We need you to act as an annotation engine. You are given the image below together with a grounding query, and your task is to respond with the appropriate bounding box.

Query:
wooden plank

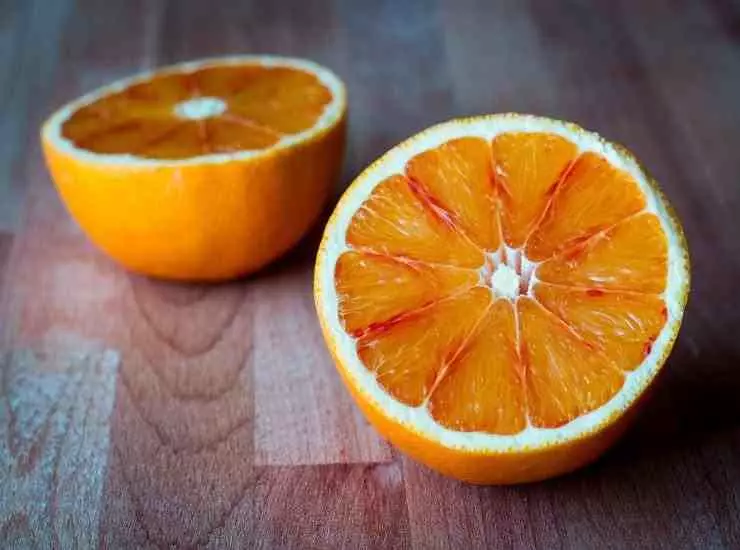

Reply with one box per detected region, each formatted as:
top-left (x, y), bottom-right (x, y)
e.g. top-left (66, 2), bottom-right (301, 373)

top-left (0, 120), bottom-right (125, 543)
top-left (252, 260), bottom-right (392, 465)
top-left (71, 0), bottom-right (165, 86)
top-left (439, 0), bottom-right (560, 117)
top-left (404, 435), bottom-right (740, 550)
top-left (334, 0), bottom-right (456, 171)
top-left (403, 458), bottom-right (544, 549)
top-left (99, 305), bottom-right (256, 548)
top-left (0, 0), bottom-right (74, 231)
top-left (0, 346), bottom-right (119, 547)
top-left (159, 0), bottom-right (344, 62)
top-left (248, 462), bottom-right (410, 549)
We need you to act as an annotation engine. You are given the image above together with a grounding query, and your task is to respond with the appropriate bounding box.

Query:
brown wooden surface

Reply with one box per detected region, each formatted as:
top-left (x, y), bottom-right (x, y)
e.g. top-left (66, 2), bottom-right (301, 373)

top-left (1, 0), bottom-right (739, 548)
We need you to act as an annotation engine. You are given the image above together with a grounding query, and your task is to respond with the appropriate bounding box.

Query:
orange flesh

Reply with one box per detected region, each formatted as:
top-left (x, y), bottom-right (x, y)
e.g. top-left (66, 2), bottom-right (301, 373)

top-left (61, 65), bottom-right (331, 159)
top-left (492, 133), bottom-right (578, 248)
top-left (406, 137), bottom-right (500, 251)
top-left (335, 132), bottom-right (669, 433)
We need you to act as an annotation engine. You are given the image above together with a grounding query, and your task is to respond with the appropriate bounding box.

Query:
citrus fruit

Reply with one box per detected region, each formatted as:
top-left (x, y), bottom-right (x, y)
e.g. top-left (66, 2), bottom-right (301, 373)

top-left (314, 114), bottom-right (689, 484)
top-left (41, 56), bottom-right (346, 280)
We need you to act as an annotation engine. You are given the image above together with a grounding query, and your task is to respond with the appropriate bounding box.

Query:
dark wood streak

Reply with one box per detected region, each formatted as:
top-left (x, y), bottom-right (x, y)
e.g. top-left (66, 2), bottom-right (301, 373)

top-left (100, 374), bottom-right (255, 547)
top-left (124, 344), bottom-right (251, 403)
top-left (0, 512), bottom-right (32, 545)
top-left (118, 280), bottom-right (256, 441)
top-left (126, 282), bottom-right (252, 401)
top-left (106, 446), bottom-right (161, 549)
top-left (129, 277), bottom-right (246, 357)
top-left (108, 441), bottom-right (257, 549)
top-left (0, 234), bottom-right (13, 296)
top-left (118, 368), bottom-right (252, 454)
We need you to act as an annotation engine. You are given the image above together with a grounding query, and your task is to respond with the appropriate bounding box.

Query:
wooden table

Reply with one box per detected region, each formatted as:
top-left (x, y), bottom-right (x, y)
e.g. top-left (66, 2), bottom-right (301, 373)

top-left (1, 0), bottom-right (739, 547)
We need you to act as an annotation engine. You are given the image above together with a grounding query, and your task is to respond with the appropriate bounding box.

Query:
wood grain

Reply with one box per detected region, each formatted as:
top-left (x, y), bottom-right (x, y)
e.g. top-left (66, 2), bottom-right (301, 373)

top-left (0, 346), bottom-right (118, 547)
top-left (0, 0), bottom-right (74, 232)
top-left (1, 0), bottom-right (740, 548)
top-left (250, 462), bottom-right (409, 549)
top-left (251, 261), bottom-right (392, 466)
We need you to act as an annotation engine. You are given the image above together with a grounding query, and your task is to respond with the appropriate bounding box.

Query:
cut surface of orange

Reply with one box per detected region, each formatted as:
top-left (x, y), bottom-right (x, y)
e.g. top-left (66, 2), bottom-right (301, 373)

top-left (42, 56), bottom-right (346, 280)
top-left (315, 114), bottom-right (689, 484)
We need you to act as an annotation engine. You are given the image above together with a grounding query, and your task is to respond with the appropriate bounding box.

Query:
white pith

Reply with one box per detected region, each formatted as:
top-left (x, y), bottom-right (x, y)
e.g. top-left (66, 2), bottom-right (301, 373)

top-left (174, 96), bottom-right (227, 120)
top-left (316, 114), bottom-right (689, 453)
top-left (41, 55), bottom-right (346, 166)
top-left (484, 246), bottom-right (537, 299)
top-left (491, 264), bottom-right (520, 299)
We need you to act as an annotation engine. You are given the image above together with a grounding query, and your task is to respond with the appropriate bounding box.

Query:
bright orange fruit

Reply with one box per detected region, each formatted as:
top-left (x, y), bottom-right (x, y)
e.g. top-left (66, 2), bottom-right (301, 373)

top-left (42, 56), bottom-right (346, 280)
top-left (315, 114), bottom-right (689, 484)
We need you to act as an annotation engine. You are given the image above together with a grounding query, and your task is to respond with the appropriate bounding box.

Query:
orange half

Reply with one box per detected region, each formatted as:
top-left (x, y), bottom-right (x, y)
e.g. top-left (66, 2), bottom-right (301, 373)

top-left (315, 114), bottom-right (689, 484)
top-left (42, 56), bottom-right (346, 280)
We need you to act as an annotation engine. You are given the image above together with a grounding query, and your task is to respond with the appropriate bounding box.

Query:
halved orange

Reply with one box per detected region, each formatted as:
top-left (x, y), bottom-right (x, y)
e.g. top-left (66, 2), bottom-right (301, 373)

top-left (315, 114), bottom-right (689, 484)
top-left (42, 56), bottom-right (346, 280)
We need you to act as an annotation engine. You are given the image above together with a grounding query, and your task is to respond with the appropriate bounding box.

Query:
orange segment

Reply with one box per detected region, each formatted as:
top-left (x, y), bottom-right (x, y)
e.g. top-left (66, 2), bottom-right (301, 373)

top-left (518, 297), bottom-right (625, 428)
top-left (537, 213), bottom-right (668, 293)
top-left (123, 72), bottom-right (193, 103)
top-left (61, 103), bottom-right (173, 146)
top-left (526, 153), bottom-right (646, 261)
top-left (72, 119), bottom-right (183, 156)
top-left (228, 67), bottom-right (332, 133)
top-left (346, 175), bottom-right (484, 267)
top-left (406, 137), bottom-right (500, 251)
top-left (429, 299), bottom-right (526, 434)
top-left (492, 133), bottom-right (578, 248)
top-left (65, 75), bottom-right (189, 137)
top-left (534, 284), bottom-right (667, 372)
top-left (357, 288), bottom-right (491, 407)
top-left (133, 122), bottom-right (206, 158)
top-left (61, 64), bottom-right (331, 159)
top-left (192, 66), bottom-right (263, 97)
top-left (204, 116), bottom-right (280, 153)
top-left (336, 250), bottom-right (478, 335)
